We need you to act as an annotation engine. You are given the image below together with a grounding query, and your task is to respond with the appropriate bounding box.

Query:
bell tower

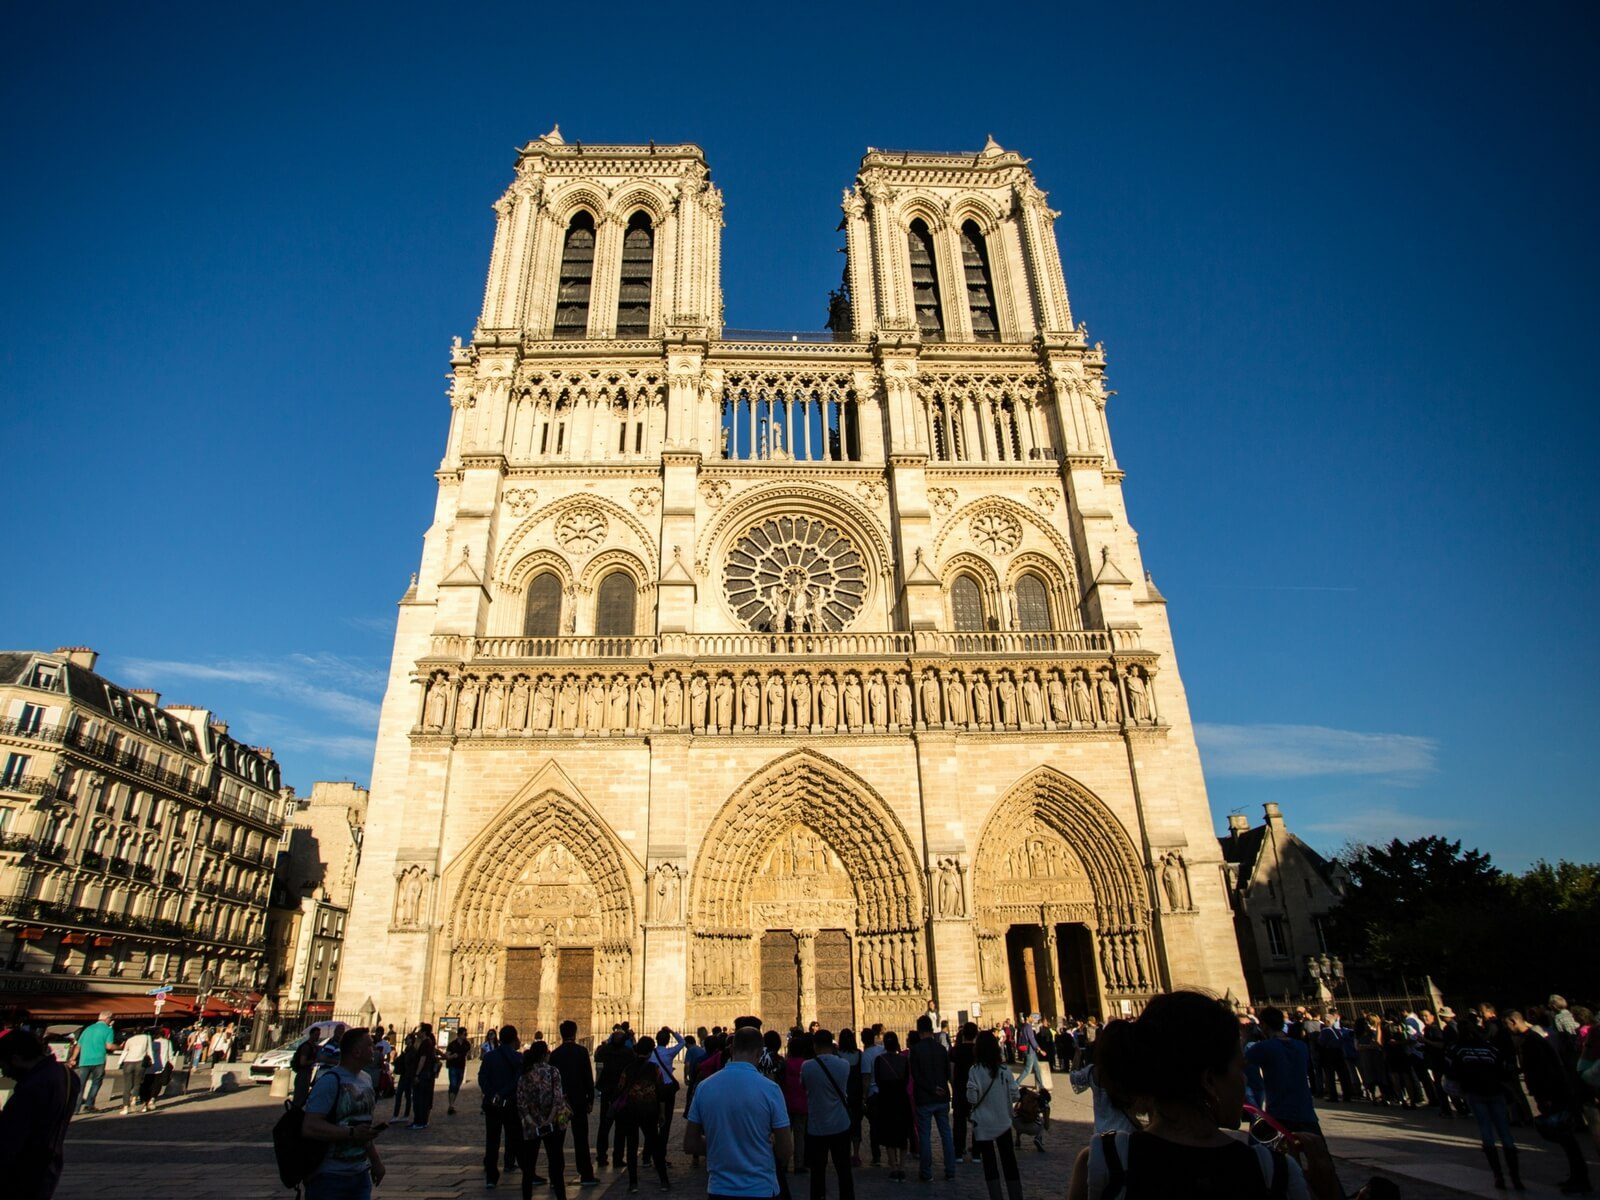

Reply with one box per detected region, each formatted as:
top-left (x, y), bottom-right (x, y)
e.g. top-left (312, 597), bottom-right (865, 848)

top-left (840, 136), bottom-right (1073, 343)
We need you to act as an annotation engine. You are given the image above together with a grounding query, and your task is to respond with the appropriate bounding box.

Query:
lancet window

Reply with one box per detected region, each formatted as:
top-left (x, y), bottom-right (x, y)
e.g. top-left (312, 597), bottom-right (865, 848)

top-left (960, 222), bottom-right (999, 341)
top-left (950, 576), bottom-right (986, 632)
top-left (553, 212), bottom-right (596, 337)
top-left (524, 572), bottom-right (563, 637)
top-left (615, 212), bottom-right (654, 336)
top-left (720, 372), bottom-right (860, 462)
top-left (594, 572), bottom-right (637, 637)
top-left (1014, 573), bottom-right (1052, 631)
top-left (922, 376), bottom-right (1049, 464)
top-left (907, 220), bottom-right (945, 339)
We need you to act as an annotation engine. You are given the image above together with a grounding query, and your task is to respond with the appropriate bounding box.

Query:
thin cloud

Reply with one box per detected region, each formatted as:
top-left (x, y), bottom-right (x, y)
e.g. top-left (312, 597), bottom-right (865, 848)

top-left (119, 653), bottom-right (383, 729)
top-left (234, 711), bottom-right (376, 764)
top-left (1301, 805), bottom-right (1467, 844)
top-left (1196, 723), bottom-right (1438, 780)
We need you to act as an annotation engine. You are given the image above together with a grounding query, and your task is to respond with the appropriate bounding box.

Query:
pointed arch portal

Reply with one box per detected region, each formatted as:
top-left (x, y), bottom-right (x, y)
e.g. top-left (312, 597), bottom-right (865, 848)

top-left (688, 750), bottom-right (926, 1030)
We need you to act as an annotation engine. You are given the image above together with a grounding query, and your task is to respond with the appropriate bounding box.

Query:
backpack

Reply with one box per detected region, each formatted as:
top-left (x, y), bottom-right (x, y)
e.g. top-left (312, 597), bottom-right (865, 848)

top-left (1013, 1087), bottom-right (1043, 1130)
top-left (272, 1099), bottom-right (327, 1190)
top-left (622, 1065), bottom-right (658, 1119)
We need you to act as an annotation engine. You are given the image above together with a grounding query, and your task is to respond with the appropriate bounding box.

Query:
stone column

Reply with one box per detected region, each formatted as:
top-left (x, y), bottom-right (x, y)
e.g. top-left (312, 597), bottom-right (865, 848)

top-left (796, 929), bottom-right (818, 1026)
top-left (1041, 925), bottom-right (1067, 1023)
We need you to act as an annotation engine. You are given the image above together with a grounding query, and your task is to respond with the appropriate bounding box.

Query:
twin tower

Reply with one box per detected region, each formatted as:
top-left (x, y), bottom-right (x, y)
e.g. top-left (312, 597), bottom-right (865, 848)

top-left (336, 130), bottom-right (1245, 1038)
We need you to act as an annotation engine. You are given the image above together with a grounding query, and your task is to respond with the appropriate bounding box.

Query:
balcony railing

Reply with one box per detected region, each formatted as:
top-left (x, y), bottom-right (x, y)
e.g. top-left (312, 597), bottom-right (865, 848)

top-left (0, 773), bottom-right (54, 795)
top-left (63, 724), bottom-right (210, 801)
top-left (431, 628), bottom-right (1140, 664)
top-left (0, 716), bottom-right (64, 743)
top-left (0, 896), bottom-right (268, 949)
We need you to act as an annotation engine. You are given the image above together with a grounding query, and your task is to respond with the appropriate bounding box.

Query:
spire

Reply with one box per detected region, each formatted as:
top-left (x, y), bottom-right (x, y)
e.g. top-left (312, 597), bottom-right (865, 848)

top-left (979, 134), bottom-right (1004, 158)
top-left (541, 124), bottom-right (564, 145)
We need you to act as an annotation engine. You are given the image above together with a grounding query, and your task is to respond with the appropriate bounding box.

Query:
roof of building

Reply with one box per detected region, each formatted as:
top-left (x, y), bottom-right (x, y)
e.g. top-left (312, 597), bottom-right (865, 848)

top-left (1220, 817), bottom-right (1341, 891)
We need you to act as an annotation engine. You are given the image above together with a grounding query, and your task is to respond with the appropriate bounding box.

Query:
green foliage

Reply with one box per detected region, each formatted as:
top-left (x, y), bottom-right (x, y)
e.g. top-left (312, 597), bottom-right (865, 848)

top-left (1331, 838), bottom-right (1599, 1005)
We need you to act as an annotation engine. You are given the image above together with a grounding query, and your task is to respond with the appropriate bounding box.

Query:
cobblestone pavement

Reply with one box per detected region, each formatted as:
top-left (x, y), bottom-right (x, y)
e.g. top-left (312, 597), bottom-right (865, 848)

top-left (53, 1069), bottom-right (1600, 1200)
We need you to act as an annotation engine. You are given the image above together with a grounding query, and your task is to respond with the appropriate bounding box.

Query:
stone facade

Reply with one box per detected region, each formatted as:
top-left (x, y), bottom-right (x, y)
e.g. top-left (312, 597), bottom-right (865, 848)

top-left (265, 781), bottom-right (368, 1023)
top-left (1220, 803), bottom-right (1348, 1001)
top-left (0, 647), bottom-right (287, 1017)
top-left (337, 131), bottom-right (1247, 1037)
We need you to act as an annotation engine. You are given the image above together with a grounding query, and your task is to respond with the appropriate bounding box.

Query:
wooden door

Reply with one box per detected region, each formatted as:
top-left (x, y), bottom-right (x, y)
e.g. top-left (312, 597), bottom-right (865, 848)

top-left (760, 931), bottom-right (799, 1029)
top-left (814, 930), bottom-right (855, 1033)
top-left (503, 947), bottom-right (541, 1037)
top-left (556, 947), bottom-right (595, 1041)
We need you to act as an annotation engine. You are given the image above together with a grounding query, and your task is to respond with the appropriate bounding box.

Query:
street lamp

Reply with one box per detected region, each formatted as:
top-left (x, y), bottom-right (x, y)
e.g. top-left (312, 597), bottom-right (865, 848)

top-left (1305, 954), bottom-right (1345, 1008)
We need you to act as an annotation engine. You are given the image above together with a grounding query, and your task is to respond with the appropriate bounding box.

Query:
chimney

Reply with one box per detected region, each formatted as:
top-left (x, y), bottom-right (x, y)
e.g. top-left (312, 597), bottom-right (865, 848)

top-left (258, 747), bottom-right (274, 761)
top-left (56, 646), bottom-right (98, 670)
top-left (1263, 802), bottom-right (1285, 829)
top-left (210, 720), bottom-right (229, 738)
top-left (130, 689), bottom-right (161, 708)
top-left (1226, 813), bottom-right (1251, 836)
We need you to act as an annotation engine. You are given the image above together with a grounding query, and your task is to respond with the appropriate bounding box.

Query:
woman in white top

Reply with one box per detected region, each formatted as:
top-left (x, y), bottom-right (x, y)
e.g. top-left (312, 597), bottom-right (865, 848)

top-left (139, 1027), bottom-right (175, 1111)
top-left (965, 1031), bottom-right (1023, 1200)
top-left (117, 1027), bottom-right (153, 1115)
top-left (1069, 1056), bottom-right (1136, 1135)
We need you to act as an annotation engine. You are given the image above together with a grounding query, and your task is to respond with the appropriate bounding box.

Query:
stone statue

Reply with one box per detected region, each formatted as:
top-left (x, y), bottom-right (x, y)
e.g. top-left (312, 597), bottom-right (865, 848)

top-left (971, 674), bottom-right (992, 726)
top-left (556, 676), bottom-right (579, 730)
top-left (764, 673), bottom-right (786, 727)
top-left (713, 674), bottom-right (734, 730)
top-left (790, 673), bottom-right (811, 729)
top-left (508, 677), bottom-right (529, 730)
top-left (424, 676), bottom-right (447, 728)
top-left (893, 674), bottom-right (913, 727)
top-left (866, 673), bottom-right (887, 727)
top-left (689, 674), bottom-right (708, 729)
top-left (740, 674), bottom-right (761, 728)
top-left (454, 681), bottom-right (479, 733)
top-left (1097, 670), bottom-right (1121, 725)
top-left (996, 673), bottom-right (1018, 726)
top-left (583, 676), bottom-right (605, 731)
top-left (936, 858), bottom-right (964, 917)
top-left (1047, 671), bottom-right (1070, 724)
top-left (818, 675), bottom-right (838, 730)
top-left (1070, 671), bottom-right (1094, 725)
top-left (652, 864), bottom-right (681, 922)
top-left (1021, 672), bottom-right (1044, 725)
top-left (634, 674), bottom-right (656, 729)
top-left (662, 674), bottom-right (683, 728)
top-left (843, 674), bottom-right (863, 728)
top-left (945, 673), bottom-right (967, 726)
top-left (608, 676), bottom-right (630, 730)
top-left (484, 679), bottom-right (505, 731)
top-left (1126, 668), bottom-right (1152, 723)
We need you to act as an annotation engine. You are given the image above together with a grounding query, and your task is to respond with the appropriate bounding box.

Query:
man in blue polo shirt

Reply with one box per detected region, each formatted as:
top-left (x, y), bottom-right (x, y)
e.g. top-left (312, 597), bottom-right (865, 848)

top-left (685, 1025), bottom-right (793, 1200)
top-left (1244, 1006), bottom-right (1322, 1136)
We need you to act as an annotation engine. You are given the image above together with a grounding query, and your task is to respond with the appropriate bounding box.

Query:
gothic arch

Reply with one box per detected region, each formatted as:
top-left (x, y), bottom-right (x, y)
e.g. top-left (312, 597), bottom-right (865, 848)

top-left (893, 193), bottom-right (949, 233)
top-left (606, 183), bottom-right (674, 227)
top-left (1005, 550), bottom-right (1081, 630)
top-left (973, 766), bottom-right (1148, 922)
top-left (689, 748), bottom-right (924, 933)
top-left (545, 182), bottom-right (609, 229)
top-left (940, 551), bottom-right (1003, 630)
top-left (933, 496), bottom-right (1081, 602)
top-left (494, 493), bottom-right (660, 588)
top-left (947, 195), bottom-right (1005, 237)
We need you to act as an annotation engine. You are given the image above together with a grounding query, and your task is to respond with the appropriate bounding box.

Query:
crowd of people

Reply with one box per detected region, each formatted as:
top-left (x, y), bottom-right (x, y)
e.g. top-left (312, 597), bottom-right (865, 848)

top-left (3, 990), bottom-right (1598, 1200)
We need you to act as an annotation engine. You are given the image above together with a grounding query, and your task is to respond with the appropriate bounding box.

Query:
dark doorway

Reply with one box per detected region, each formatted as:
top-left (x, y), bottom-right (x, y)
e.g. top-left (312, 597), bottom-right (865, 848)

top-left (1054, 924), bottom-right (1100, 1020)
top-left (1004, 925), bottom-right (1050, 1022)
top-left (556, 947), bottom-right (594, 1041)
top-left (760, 931), bottom-right (799, 1028)
top-left (503, 947), bottom-right (541, 1036)
top-left (814, 930), bottom-right (854, 1032)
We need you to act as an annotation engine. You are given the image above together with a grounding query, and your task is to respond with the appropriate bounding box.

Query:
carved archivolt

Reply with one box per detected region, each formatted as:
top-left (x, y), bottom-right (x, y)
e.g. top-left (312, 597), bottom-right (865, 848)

top-left (503, 547), bottom-right (575, 596)
top-left (495, 494), bottom-right (659, 588)
top-left (689, 749), bottom-right (924, 934)
top-left (935, 495), bottom-right (1079, 599)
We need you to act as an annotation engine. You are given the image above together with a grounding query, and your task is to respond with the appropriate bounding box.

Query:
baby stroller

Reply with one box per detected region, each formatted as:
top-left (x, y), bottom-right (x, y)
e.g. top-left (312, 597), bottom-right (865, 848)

top-left (375, 1061), bottom-right (396, 1098)
top-left (1013, 1084), bottom-right (1051, 1152)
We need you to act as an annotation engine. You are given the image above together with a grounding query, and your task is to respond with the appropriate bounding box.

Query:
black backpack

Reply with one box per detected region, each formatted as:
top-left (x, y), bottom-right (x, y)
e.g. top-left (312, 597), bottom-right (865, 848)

top-left (272, 1099), bottom-right (327, 1190)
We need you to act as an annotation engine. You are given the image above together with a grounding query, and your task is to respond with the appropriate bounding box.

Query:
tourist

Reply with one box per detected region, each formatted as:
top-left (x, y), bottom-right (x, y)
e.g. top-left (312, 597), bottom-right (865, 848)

top-left (596, 1027), bottom-right (631, 1170)
top-left (392, 1033), bottom-right (417, 1120)
top-left (71, 1011), bottom-right (115, 1113)
top-left (1036, 1019), bottom-right (1057, 1081)
top-left (0, 1027), bottom-right (81, 1200)
top-left (481, 1028), bottom-right (499, 1059)
top-left (1068, 991), bottom-right (1339, 1200)
top-left (871, 1032), bottom-right (910, 1180)
top-left (300, 1027), bottom-right (387, 1200)
top-left (966, 1031), bottom-right (1022, 1200)
top-left (782, 1031), bottom-right (814, 1173)
top-left (408, 1022), bottom-right (439, 1129)
top-left (1504, 1010), bottom-right (1590, 1194)
top-left (1381, 1010), bottom-right (1424, 1108)
top-left (950, 1022), bottom-right (977, 1163)
top-left (858, 1027), bottom-right (884, 1167)
top-left (1418, 1009), bottom-right (1455, 1116)
top-left (684, 1025), bottom-right (793, 1200)
top-left (1355, 1015), bottom-right (1389, 1104)
top-left (1444, 1011), bottom-right (1523, 1190)
top-left (835, 1028), bottom-right (864, 1168)
top-left (1016, 1014), bottom-right (1049, 1092)
top-left (293, 1036), bottom-right (321, 1108)
top-left (479, 1024), bottom-right (524, 1189)
top-left (619, 1036), bottom-right (671, 1192)
top-left (446, 1026), bottom-right (472, 1115)
top-left (115, 1024), bottom-right (153, 1116)
top-left (800, 1029), bottom-right (854, 1200)
top-left (210, 1024), bottom-right (233, 1067)
top-left (517, 1041), bottom-right (570, 1200)
top-left (908, 1015), bottom-right (956, 1181)
top-left (1314, 1014), bottom-right (1352, 1103)
top-left (1243, 1006), bottom-right (1322, 1136)
top-left (551, 1020), bottom-right (601, 1186)
top-left (1068, 1042), bottom-right (1135, 1136)
top-left (138, 1026), bottom-right (174, 1112)
top-left (650, 1027), bottom-right (687, 1167)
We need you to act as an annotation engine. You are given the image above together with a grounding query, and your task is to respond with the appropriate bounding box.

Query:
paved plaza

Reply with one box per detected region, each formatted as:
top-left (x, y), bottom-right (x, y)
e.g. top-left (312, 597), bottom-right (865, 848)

top-left (51, 1068), bottom-right (1600, 1200)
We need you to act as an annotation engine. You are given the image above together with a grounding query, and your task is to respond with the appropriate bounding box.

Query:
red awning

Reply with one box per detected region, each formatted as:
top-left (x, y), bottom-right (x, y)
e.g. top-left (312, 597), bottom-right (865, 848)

top-left (0, 992), bottom-right (171, 1023)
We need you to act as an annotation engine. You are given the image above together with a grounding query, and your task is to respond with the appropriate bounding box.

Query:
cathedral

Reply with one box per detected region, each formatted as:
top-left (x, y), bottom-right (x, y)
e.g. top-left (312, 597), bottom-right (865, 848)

top-left (336, 129), bottom-right (1247, 1038)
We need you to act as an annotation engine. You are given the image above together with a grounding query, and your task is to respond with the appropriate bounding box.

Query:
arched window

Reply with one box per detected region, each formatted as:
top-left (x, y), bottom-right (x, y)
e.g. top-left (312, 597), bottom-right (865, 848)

top-left (615, 212), bottom-right (654, 336)
top-left (523, 572), bottom-right (563, 637)
top-left (553, 212), bottom-right (596, 337)
top-left (1015, 573), bottom-right (1052, 631)
top-left (960, 221), bottom-right (998, 341)
top-left (950, 576), bottom-right (985, 632)
top-left (594, 571), bottom-right (637, 637)
top-left (907, 220), bottom-right (944, 339)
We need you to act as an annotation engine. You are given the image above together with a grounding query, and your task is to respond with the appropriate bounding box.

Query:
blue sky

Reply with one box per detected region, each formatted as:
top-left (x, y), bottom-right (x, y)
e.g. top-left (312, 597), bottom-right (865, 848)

top-left (3, 2), bottom-right (1596, 869)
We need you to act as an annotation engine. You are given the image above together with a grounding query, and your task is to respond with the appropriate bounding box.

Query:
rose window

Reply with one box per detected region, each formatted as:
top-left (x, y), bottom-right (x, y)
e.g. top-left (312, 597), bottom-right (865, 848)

top-left (555, 506), bottom-right (608, 554)
top-left (723, 516), bottom-right (867, 632)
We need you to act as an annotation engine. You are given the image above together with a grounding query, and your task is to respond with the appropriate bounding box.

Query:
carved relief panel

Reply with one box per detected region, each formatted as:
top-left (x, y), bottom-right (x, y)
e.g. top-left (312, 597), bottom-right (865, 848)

top-left (503, 842), bottom-right (601, 943)
top-left (750, 824), bottom-right (854, 931)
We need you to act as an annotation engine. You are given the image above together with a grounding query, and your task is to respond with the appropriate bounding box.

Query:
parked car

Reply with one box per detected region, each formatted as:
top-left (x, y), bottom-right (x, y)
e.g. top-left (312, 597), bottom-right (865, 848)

top-left (247, 1022), bottom-right (348, 1083)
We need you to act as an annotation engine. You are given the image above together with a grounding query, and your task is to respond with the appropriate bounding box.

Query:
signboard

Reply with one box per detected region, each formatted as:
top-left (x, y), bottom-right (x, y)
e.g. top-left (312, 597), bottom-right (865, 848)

top-left (439, 1016), bottom-right (461, 1036)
